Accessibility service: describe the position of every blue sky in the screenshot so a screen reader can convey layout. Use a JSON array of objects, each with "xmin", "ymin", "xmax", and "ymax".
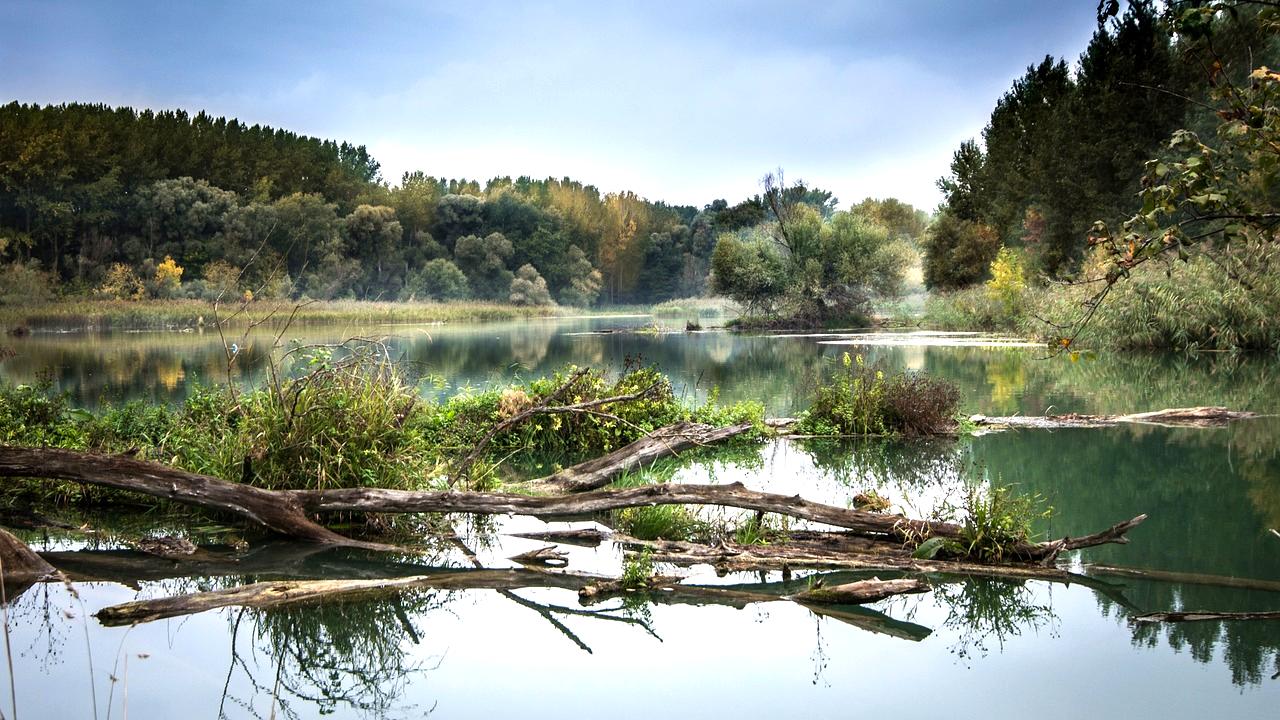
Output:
[{"xmin": 1, "ymin": 1, "xmax": 1104, "ymax": 210}]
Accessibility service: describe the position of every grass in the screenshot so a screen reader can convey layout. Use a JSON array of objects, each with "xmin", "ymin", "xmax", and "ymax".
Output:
[
  {"xmin": 620, "ymin": 548, "xmax": 656, "ymax": 588},
  {"xmin": 0, "ymin": 297, "xmax": 745, "ymax": 333},
  {"xmin": 915, "ymin": 483, "xmax": 1054, "ymax": 563},
  {"xmin": 922, "ymin": 252, "xmax": 1280, "ymax": 353},
  {"xmin": 0, "ymin": 298, "xmax": 568, "ymax": 332},
  {"xmin": 0, "ymin": 357, "xmax": 766, "ymax": 505}
]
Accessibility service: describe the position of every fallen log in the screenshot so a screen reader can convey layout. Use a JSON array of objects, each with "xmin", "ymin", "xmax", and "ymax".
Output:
[
  {"xmin": 612, "ymin": 531, "xmax": 1142, "ymax": 604},
  {"xmin": 1133, "ymin": 610, "xmax": 1280, "ymax": 623},
  {"xmin": 95, "ymin": 568, "xmax": 604, "ymax": 625},
  {"xmin": 530, "ymin": 421, "xmax": 755, "ymax": 492},
  {"xmin": 790, "ymin": 577, "xmax": 930, "ymax": 605},
  {"xmin": 971, "ymin": 406, "xmax": 1258, "ymax": 431},
  {"xmin": 507, "ymin": 528, "xmax": 611, "ymax": 546},
  {"xmin": 0, "ymin": 446, "xmax": 384, "ymax": 550},
  {"xmin": 0, "ymin": 445, "xmax": 1145, "ymax": 563}
]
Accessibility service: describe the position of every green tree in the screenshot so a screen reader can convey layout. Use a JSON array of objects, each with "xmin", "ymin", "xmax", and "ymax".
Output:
[
  {"xmin": 508, "ymin": 263, "xmax": 555, "ymax": 306},
  {"xmin": 560, "ymin": 245, "xmax": 602, "ymax": 307},
  {"xmin": 922, "ymin": 211, "xmax": 1001, "ymax": 290},
  {"xmin": 342, "ymin": 204, "xmax": 403, "ymax": 298},
  {"xmin": 454, "ymin": 232, "xmax": 514, "ymax": 300},
  {"xmin": 400, "ymin": 258, "xmax": 469, "ymax": 301}
]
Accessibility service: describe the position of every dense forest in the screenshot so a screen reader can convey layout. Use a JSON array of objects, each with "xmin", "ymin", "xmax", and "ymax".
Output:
[
  {"xmin": 0, "ymin": 102, "xmax": 923, "ymax": 309},
  {"xmin": 925, "ymin": 0, "xmax": 1277, "ymax": 287},
  {"xmin": 920, "ymin": 1, "xmax": 1280, "ymax": 351}
]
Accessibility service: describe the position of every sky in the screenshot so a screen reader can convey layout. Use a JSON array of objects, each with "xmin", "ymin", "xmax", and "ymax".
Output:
[{"xmin": 1, "ymin": 0, "xmax": 1105, "ymax": 211}]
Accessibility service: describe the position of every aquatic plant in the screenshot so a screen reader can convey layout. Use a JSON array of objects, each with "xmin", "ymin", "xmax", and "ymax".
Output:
[
  {"xmin": 798, "ymin": 353, "xmax": 960, "ymax": 436},
  {"xmin": 620, "ymin": 548, "xmax": 655, "ymax": 589},
  {"xmin": 0, "ymin": 358, "xmax": 765, "ymax": 502}
]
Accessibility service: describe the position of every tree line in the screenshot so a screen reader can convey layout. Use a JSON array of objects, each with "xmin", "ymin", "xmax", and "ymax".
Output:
[
  {"xmin": 5, "ymin": 101, "xmax": 906, "ymax": 307},
  {"xmin": 923, "ymin": 0, "xmax": 1278, "ymax": 291}
]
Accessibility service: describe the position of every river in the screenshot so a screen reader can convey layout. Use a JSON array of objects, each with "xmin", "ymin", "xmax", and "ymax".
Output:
[{"xmin": 2, "ymin": 316, "xmax": 1278, "ymax": 718}]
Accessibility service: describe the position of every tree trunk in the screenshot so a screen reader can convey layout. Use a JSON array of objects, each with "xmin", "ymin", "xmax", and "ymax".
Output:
[
  {"xmin": 0, "ymin": 446, "xmax": 385, "ymax": 550},
  {"xmin": 0, "ymin": 445, "xmax": 1145, "ymax": 564},
  {"xmin": 531, "ymin": 421, "xmax": 754, "ymax": 492}
]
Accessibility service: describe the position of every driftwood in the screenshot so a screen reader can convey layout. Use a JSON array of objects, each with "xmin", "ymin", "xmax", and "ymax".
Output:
[
  {"xmin": 613, "ymin": 530, "xmax": 1143, "ymax": 607},
  {"xmin": 1133, "ymin": 610, "xmax": 1280, "ymax": 623},
  {"xmin": 0, "ymin": 446, "xmax": 382, "ymax": 550},
  {"xmin": 507, "ymin": 528, "xmax": 611, "ymax": 546},
  {"xmin": 508, "ymin": 545, "xmax": 569, "ymax": 567},
  {"xmin": 0, "ymin": 445, "xmax": 1145, "ymax": 564},
  {"xmin": 92, "ymin": 565, "xmax": 931, "ymax": 631},
  {"xmin": 531, "ymin": 421, "xmax": 754, "ymax": 492},
  {"xmin": 971, "ymin": 406, "xmax": 1258, "ymax": 431},
  {"xmin": 791, "ymin": 577, "xmax": 930, "ymax": 605}
]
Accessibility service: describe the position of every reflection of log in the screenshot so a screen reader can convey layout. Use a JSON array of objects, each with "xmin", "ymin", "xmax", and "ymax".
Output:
[
  {"xmin": 1085, "ymin": 564, "xmax": 1280, "ymax": 594},
  {"xmin": 0, "ymin": 445, "xmax": 1145, "ymax": 563},
  {"xmin": 801, "ymin": 603, "xmax": 932, "ymax": 642},
  {"xmin": 41, "ymin": 543, "xmax": 445, "ymax": 584},
  {"xmin": 532, "ymin": 421, "xmax": 754, "ymax": 492},
  {"xmin": 1134, "ymin": 610, "xmax": 1280, "ymax": 623},
  {"xmin": 791, "ymin": 577, "xmax": 930, "ymax": 605},
  {"xmin": 0, "ymin": 527, "xmax": 55, "ymax": 582},
  {"xmin": 92, "ymin": 565, "xmax": 920, "ymax": 633},
  {"xmin": 971, "ymin": 406, "xmax": 1257, "ymax": 431}
]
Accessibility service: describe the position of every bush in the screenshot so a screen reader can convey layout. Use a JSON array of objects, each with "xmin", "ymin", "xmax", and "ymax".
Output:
[
  {"xmin": 0, "ymin": 360, "xmax": 766, "ymax": 500},
  {"xmin": 0, "ymin": 261, "xmax": 55, "ymax": 306},
  {"xmin": 508, "ymin": 264, "xmax": 555, "ymax": 306},
  {"xmin": 798, "ymin": 353, "xmax": 960, "ymax": 436},
  {"xmin": 921, "ymin": 211, "xmax": 1000, "ymax": 290},
  {"xmin": 882, "ymin": 373, "xmax": 961, "ymax": 436},
  {"xmin": 401, "ymin": 258, "xmax": 470, "ymax": 301}
]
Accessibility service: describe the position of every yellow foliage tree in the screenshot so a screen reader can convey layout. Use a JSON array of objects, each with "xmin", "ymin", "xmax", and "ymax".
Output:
[
  {"xmin": 985, "ymin": 246, "xmax": 1027, "ymax": 317},
  {"xmin": 97, "ymin": 263, "xmax": 145, "ymax": 301},
  {"xmin": 154, "ymin": 255, "xmax": 184, "ymax": 298}
]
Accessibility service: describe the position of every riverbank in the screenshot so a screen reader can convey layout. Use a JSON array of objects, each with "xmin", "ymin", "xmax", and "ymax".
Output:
[
  {"xmin": 0, "ymin": 298, "xmax": 574, "ymax": 333},
  {"xmin": 0, "ymin": 296, "xmax": 743, "ymax": 334}
]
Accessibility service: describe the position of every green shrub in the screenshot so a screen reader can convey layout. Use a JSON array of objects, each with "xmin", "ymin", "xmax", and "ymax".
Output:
[{"xmin": 798, "ymin": 353, "xmax": 960, "ymax": 436}]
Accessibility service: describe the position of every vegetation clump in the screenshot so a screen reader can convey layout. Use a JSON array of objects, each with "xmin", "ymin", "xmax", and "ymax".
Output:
[
  {"xmin": 797, "ymin": 353, "xmax": 960, "ymax": 436},
  {"xmin": 0, "ymin": 357, "xmax": 765, "ymax": 500}
]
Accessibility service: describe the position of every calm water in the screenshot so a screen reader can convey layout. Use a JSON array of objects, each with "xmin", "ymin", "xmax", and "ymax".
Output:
[{"xmin": 2, "ymin": 318, "xmax": 1279, "ymax": 718}]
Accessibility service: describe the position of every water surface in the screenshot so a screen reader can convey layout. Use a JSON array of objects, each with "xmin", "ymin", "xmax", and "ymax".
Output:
[{"xmin": 2, "ymin": 318, "xmax": 1278, "ymax": 718}]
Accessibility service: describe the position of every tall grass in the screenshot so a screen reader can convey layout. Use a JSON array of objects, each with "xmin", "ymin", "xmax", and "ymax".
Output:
[
  {"xmin": 923, "ymin": 253, "xmax": 1280, "ymax": 353},
  {"xmin": 0, "ymin": 360, "xmax": 765, "ymax": 498},
  {"xmin": 0, "ymin": 298, "xmax": 567, "ymax": 332}
]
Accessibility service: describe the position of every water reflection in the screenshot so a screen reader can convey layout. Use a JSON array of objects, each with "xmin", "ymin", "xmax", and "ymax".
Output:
[{"xmin": 4, "ymin": 322, "xmax": 1280, "ymax": 713}]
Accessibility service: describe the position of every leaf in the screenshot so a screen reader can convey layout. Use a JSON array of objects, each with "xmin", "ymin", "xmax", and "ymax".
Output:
[{"xmin": 912, "ymin": 536, "xmax": 950, "ymax": 560}]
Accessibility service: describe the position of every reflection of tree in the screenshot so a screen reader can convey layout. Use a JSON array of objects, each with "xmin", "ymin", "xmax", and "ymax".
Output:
[
  {"xmin": 1095, "ymin": 578, "xmax": 1280, "ymax": 687},
  {"xmin": 222, "ymin": 590, "xmax": 447, "ymax": 719},
  {"xmin": 932, "ymin": 579, "xmax": 1057, "ymax": 663},
  {"xmin": 800, "ymin": 436, "xmax": 966, "ymax": 496}
]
